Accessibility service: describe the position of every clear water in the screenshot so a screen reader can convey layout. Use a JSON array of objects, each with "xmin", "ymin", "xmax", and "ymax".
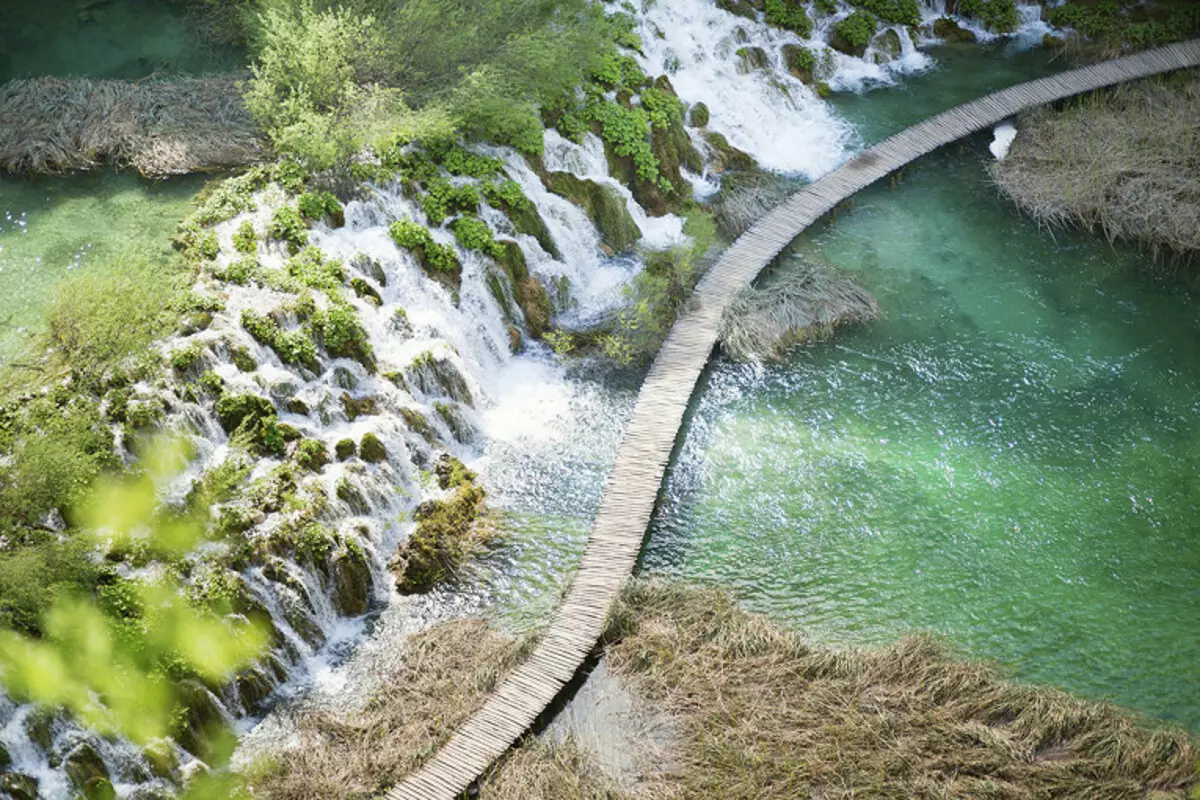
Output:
[
  {"xmin": 0, "ymin": 171, "xmax": 206, "ymax": 364},
  {"xmin": 645, "ymin": 143, "xmax": 1200, "ymax": 731},
  {"xmin": 0, "ymin": 0, "xmax": 241, "ymax": 82}
]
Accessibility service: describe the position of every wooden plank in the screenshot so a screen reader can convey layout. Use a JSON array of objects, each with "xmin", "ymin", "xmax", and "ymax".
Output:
[{"xmin": 383, "ymin": 39, "xmax": 1200, "ymax": 800}]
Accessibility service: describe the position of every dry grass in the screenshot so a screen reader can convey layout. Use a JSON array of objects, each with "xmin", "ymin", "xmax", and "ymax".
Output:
[
  {"xmin": 478, "ymin": 736, "xmax": 633, "ymax": 800},
  {"xmin": 990, "ymin": 70, "xmax": 1200, "ymax": 262},
  {"xmin": 242, "ymin": 619, "xmax": 531, "ymax": 800},
  {"xmin": 0, "ymin": 75, "xmax": 264, "ymax": 177},
  {"xmin": 711, "ymin": 169, "xmax": 796, "ymax": 239},
  {"xmin": 719, "ymin": 258, "xmax": 880, "ymax": 361},
  {"xmin": 594, "ymin": 581, "xmax": 1199, "ymax": 800}
]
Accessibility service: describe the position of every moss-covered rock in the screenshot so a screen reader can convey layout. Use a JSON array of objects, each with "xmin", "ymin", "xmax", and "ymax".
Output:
[
  {"xmin": 406, "ymin": 353, "xmax": 474, "ymax": 405},
  {"xmin": 350, "ymin": 277, "xmax": 382, "ymax": 306},
  {"xmin": 933, "ymin": 16, "xmax": 977, "ymax": 42},
  {"xmin": 360, "ymin": 432, "xmax": 387, "ymax": 463},
  {"xmin": 230, "ymin": 344, "xmax": 257, "ymax": 373},
  {"xmin": 351, "ymin": 253, "xmax": 387, "ymax": 286},
  {"xmin": 335, "ymin": 438, "xmax": 357, "ymax": 461},
  {"xmin": 0, "ymin": 742, "xmax": 9, "ymax": 771},
  {"xmin": 717, "ymin": 0, "xmax": 759, "ymax": 20},
  {"xmin": 494, "ymin": 239, "xmax": 553, "ymax": 338},
  {"xmin": 340, "ymin": 393, "xmax": 379, "ymax": 421},
  {"xmin": 234, "ymin": 667, "xmax": 277, "ymax": 715},
  {"xmin": 781, "ymin": 44, "xmax": 815, "ymax": 83},
  {"xmin": 295, "ymin": 439, "xmax": 329, "ymax": 471},
  {"xmin": 688, "ymin": 102, "xmax": 710, "ymax": 127},
  {"xmin": 173, "ymin": 681, "xmax": 228, "ymax": 761},
  {"xmin": 434, "ymin": 401, "xmax": 474, "ymax": 444},
  {"xmin": 330, "ymin": 545, "xmax": 373, "ymax": 616},
  {"xmin": 543, "ymin": 171, "xmax": 641, "ymax": 254},
  {"xmin": 64, "ymin": 743, "xmax": 114, "ymax": 800},
  {"xmin": 703, "ymin": 131, "xmax": 757, "ymax": 174},
  {"xmin": 0, "ymin": 773, "xmax": 38, "ymax": 800},
  {"xmin": 871, "ymin": 28, "xmax": 903, "ymax": 63},
  {"xmin": 400, "ymin": 408, "xmax": 439, "ymax": 444},
  {"xmin": 389, "ymin": 476, "xmax": 490, "ymax": 594},
  {"xmin": 735, "ymin": 46, "xmax": 770, "ymax": 73},
  {"xmin": 832, "ymin": 11, "xmax": 877, "ymax": 57},
  {"xmin": 497, "ymin": 197, "xmax": 560, "ymax": 260},
  {"xmin": 285, "ymin": 397, "xmax": 309, "ymax": 416}
]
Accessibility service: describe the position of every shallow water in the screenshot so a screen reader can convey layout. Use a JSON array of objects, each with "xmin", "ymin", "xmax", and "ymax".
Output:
[
  {"xmin": 0, "ymin": 171, "xmax": 205, "ymax": 364},
  {"xmin": 645, "ymin": 144, "xmax": 1200, "ymax": 731}
]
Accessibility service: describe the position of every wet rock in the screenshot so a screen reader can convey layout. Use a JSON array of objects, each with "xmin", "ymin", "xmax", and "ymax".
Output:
[
  {"xmin": 351, "ymin": 277, "xmax": 383, "ymax": 306},
  {"xmin": 0, "ymin": 773, "xmax": 38, "ymax": 800},
  {"xmin": 716, "ymin": 0, "xmax": 758, "ymax": 20},
  {"xmin": 735, "ymin": 45, "xmax": 770, "ymax": 73},
  {"xmin": 688, "ymin": 101, "xmax": 710, "ymax": 127},
  {"xmin": 235, "ymin": 666, "xmax": 277, "ymax": 713},
  {"xmin": 933, "ymin": 16, "xmax": 977, "ymax": 42},
  {"xmin": 142, "ymin": 740, "xmax": 179, "ymax": 780},
  {"xmin": 871, "ymin": 29, "xmax": 903, "ymax": 63},
  {"xmin": 331, "ymin": 365, "xmax": 359, "ymax": 390},
  {"xmin": 285, "ymin": 397, "xmax": 309, "ymax": 416},
  {"xmin": 64, "ymin": 742, "xmax": 113, "ymax": 799},
  {"xmin": 173, "ymin": 681, "xmax": 229, "ymax": 762},
  {"xmin": 407, "ymin": 354, "xmax": 474, "ymax": 406},
  {"xmin": 390, "ymin": 308, "xmax": 413, "ymax": 338},
  {"xmin": 507, "ymin": 324, "xmax": 522, "ymax": 353},
  {"xmin": 360, "ymin": 433, "xmax": 387, "ymax": 463},
  {"xmin": 331, "ymin": 546, "xmax": 374, "ymax": 617},
  {"xmin": 434, "ymin": 401, "xmax": 475, "ymax": 444},
  {"xmin": 336, "ymin": 477, "xmax": 371, "ymax": 513},
  {"xmin": 400, "ymin": 408, "xmax": 439, "ymax": 444},
  {"xmin": 229, "ymin": 344, "xmax": 257, "ymax": 373},
  {"xmin": 0, "ymin": 741, "xmax": 9, "ymax": 770},
  {"xmin": 543, "ymin": 171, "xmax": 641, "ymax": 254},
  {"xmin": 351, "ymin": 253, "xmax": 387, "ymax": 287},
  {"xmin": 24, "ymin": 708, "xmax": 56, "ymax": 751},
  {"xmin": 335, "ymin": 438, "xmax": 357, "ymax": 461},
  {"xmin": 340, "ymin": 392, "xmax": 379, "ymax": 421},
  {"xmin": 703, "ymin": 131, "xmax": 757, "ymax": 174}
]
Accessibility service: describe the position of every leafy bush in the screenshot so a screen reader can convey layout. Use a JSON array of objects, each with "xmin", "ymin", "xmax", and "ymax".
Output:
[
  {"xmin": 389, "ymin": 220, "xmax": 432, "ymax": 251},
  {"xmin": 600, "ymin": 248, "xmax": 700, "ymax": 365},
  {"xmin": 765, "ymin": 0, "xmax": 814, "ymax": 36},
  {"xmin": 421, "ymin": 179, "xmax": 480, "ymax": 225},
  {"xmin": 217, "ymin": 257, "xmax": 258, "ymax": 285},
  {"xmin": 233, "ymin": 220, "xmax": 258, "ymax": 254},
  {"xmin": 640, "ymin": 86, "xmax": 684, "ymax": 130},
  {"xmin": 295, "ymin": 439, "xmax": 329, "ymax": 471},
  {"xmin": 287, "ymin": 247, "xmax": 346, "ymax": 292},
  {"xmin": 441, "ymin": 147, "xmax": 503, "ymax": 179},
  {"xmin": 451, "ymin": 216, "xmax": 505, "ymax": 259},
  {"xmin": 313, "ymin": 302, "xmax": 374, "ymax": 369},
  {"xmin": 482, "ymin": 179, "xmax": 532, "ymax": 212},
  {"xmin": 389, "ymin": 221, "xmax": 460, "ymax": 275},
  {"xmin": 959, "ymin": 0, "xmax": 1018, "ymax": 33},
  {"xmin": 269, "ymin": 206, "xmax": 309, "ymax": 254},
  {"xmin": 837, "ymin": 11, "xmax": 878, "ymax": 49},
  {"xmin": 170, "ymin": 341, "xmax": 204, "ymax": 372},
  {"xmin": 852, "ymin": 0, "xmax": 921, "ymax": 26},
  {"xmin": 297, "ymin": 191, "xmax": 344, "ymax": 226},
  {"xmin": 588, "ymin": 101, "xmax": 668, "ymax": 191}
]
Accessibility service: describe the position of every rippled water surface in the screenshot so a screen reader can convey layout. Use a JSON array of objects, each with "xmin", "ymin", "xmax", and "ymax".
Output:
[{"xmin": 646, "ymin": 147, "xmax": 1200, "ymax": 730}]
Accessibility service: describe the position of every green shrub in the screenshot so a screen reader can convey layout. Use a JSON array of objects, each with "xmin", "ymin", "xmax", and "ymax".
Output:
[
  {"xmin": 269, "ymin": 206, "xmax": 309, "ymax": 254},
  {"xmin": 232, "ymin": 221, "xmax": 258, "ymax": 255},
  {"xmin": 287, "ymin": 247, "xmax": 346, "ymax": 292},
  {"xmin": 198, "ymin": 370, "xmax": 224, "ymax": 395},
  {"xmin": 815, "ymin": 0, "xmax": 837, "ymax": 14},
  {"xmin": 0, "ymin": 539, "xmax": 102, "ymax": 636},
  {"xmin": 852, "ymin": 0, "xmax": 921, "ymax": 26},
  {"xmin": 170, "ymin": 342, "xmax": 204, "ymax": 372},
  {"xmin": 389, "ymin": 220, "xmax": 432, "ymax": 250},
  {"xmin": 215, "ymin": 393, "xmax": 285, "ymax": 455},
  {"xmin": 590, "ymin": 51, "xmax": 647, "ymax": 89},
  {"xmin": 441, "ymin": 147, "xmax": 503, "ymax": 179},
  {"xmin": 765, "ymin": 0, "xmax": 814, "ymax": 36},
  {"xmin": 600, "ymin": 248, "xmax": 700, "ymax": 365},
  {"xmin": 640, "ymin": 86, "xmax": 684, "ymax": 131},
  {"xmin": 313, "ymin": 302, "xmax": 374, "ymax": 369},
  {"xmin": 242, "ymin": 309, "xmax": 320, "ymax": 373},
  {"xmin": 297, "ymin": 191, "xmax": 344, "ymax": 226},
  {"xmin": 837, "ymin": 11, "xmax": 878, "ymax": 49},
  {"xmin": 217, "ymin": 257, "xmax": 258, "ymax": 285},
  {"xmin": 482, "ymin": 179, "xmax": 532, "ymax": 212},
  {"xmin": 421, "ymin": 179, "xmax": 480, "ymax": 225},
  {"xmin": 452, "ymin": 217, "xmax": 505, "ymax": 259},
  {"xmin": 588, "ymin": 101, "xmax": 668, "ymax": 191},
  {"xmin": 390, "ymin": 221, "xmax": 461, "ymax": 276},
  {"xmin": 959, "ymin": 0, "xmax": 1018, "ymax": 33},
  {"xmin": 295, "ymin": 439, "xmax": 329, "ymax": 471}
]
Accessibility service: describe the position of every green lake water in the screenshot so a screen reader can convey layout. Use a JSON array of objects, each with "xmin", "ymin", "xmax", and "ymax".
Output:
[{"xmin": 644, "ymin": 139, "xmax": 1200, "ymax": 730}]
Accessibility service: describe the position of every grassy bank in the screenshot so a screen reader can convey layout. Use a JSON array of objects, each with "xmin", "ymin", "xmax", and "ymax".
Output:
[
  {"xmin": 990, "ymin": 69, "xmax": 1199, "ymax": 263},
  {"xmin": 253, "ymin": 581, "xmax": 1199, "ymax": 799}
]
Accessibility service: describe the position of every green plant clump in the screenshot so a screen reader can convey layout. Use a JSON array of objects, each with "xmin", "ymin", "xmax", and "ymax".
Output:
[
  {"xmin": 389, "ymin": 221, "xmax": 461, "ymax": 276},
  {"xmin": 421, "ymin": 179, "xmax": 481, "ymax": 225},
  {"xmin": 233, "ymin": 221, "xmax": 258, "ymax": 255},
  {"xmin": 588, "ymin": 101, "xmax": 668, "ymax": 192},
  {"xmin": 287, "ymin": 247, "xmax": 346, "ymax": 293},
  {"xmin": 451, "ymin": 216, "xmax": 505, "ymax": 259},
  {"xmin": 269, "ymin": 206, "xmax": 310, "ymax": 254},
  {"xmin": 852, "ymin": 0, "xmax": 920, "ymax": 26},
  {"xmin": 441, "ymin": 147, "xmax": 503, "ymax": 179},
  {"xmin": 640, "ymin": 87, "xmax": 684, "ymax": 131},
  {"xmin": 959, "ymin": 0, "xmax": 1018, "ymax": 33},
  {"xmin": 765, "ymin": 0, "xmax": 814, "ymax": 36},
  {"xmin": 481, "ymin": 179, "xmax": 532, "ymax": 212},
  {"xmin": 297, "ymin": 191, "xmax": 345, "ymax": 227},
  {"xmin": 312, "ymin": 302, "xmax": 375, "ymax": 370},
  {"xmin": 836, "ymin": 11, "xmax": 878, "ymax": 50}
]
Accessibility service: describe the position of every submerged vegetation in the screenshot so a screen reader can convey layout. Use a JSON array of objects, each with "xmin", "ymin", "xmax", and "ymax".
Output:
[{"xmin": 991, "ymin": 70, "xmax": 1200, "ymax": 261}]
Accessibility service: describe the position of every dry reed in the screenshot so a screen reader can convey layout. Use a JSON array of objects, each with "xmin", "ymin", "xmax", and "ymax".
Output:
[
  {"xmin": 0, "ymin": 75, "xmax": 263, "ymax": 177},
  {"xmin": 242, "ymin": 620, "xmax": 531, "ymax": 800},
  {"xmin": 719, "ymin": 258, "xmax": 881, "ymax": 361},
  {"xmin": 711, "ymin": 170, "xmax": 796, "ymax": 239},
  {"xmin": 990, "ymin": 69, "xmax": 1200, "ymax": 261}
]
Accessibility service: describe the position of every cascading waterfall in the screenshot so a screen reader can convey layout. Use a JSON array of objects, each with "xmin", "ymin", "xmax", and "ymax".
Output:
[{"xmin": 0, "ymin": 0, "xmax": 1070, "ymax": 795}]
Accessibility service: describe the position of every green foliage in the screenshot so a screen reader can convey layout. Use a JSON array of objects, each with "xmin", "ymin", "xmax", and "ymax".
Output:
[
  {"xmin": 312, "ymin": 302, "xmax": 374, "ymax": 368},
  {"xmin": 0, "ymin": 440, "xmax": 268, "ymax": 751},
  {"xmin": 600, "ymin": 248, "xmax": 700, "ymax": 365},
  {"xmin": 240, "ymin": 309, "xmax": 320, "ymax": 373},
  {"xmin": 232, "ymin": 221, "xmax": 258, "ymax": 255},
  {"xmin": 0, "ymin": 538, "xmax": 101, "ymax": 637},
  {"xmin": 297, "ymin": 191, "xmax": 343, "ymax": 224},
  {"xmin": 389, "ymin": 221, "xmax": 460, "ymax": 275},
  {"xmin": 335, "ymin": 438, "xmax": 356, "ymax": 461},
  {"xmin": 588, "ymin": 101, "xmax": 668, "ymax": 190},
  {"xmin": 959, "ymin": 0, "xmax": 1018, "ymax": 33},
  {"xmin": 216, "ymin": 393, "xmax": 286, "ymax": 455},
  {"xmin": 765, "ymin": 0, "xmax": 814, "ymax": 36},
  {"xmin": 790, "ymin": 46, "xmax": 817, "ymax": 74},
  {"xmin": 482, "ymin": 179, "xmax": 533, "ymax": 212},
  {"xmin": 837, "ymin": 11, "xmax": 878, "ymax": 49},
  {"xmin": 217, "ymin": 257, "xmax": 259, "ymax": 285},
  {"xmin": 287, "ymin": 247, "xmax": 346, "ymax": 292},
  {"xmin": 421, "ymin": 179, "xmax": 480, "ymax": 225},
  {"xmin": 295, "ymin": 439, "xmax": 329, "ymax": 471},
  {"xmin": 815, "ymin": 0, "xmax": 837, "ymax": 14},
  {"xmin": 590, "ymin": 51, "xmax": 647, "ymax": 89},
  {"xmin": 389, "ymin": 220, "xmax": 432, "ymax": 250},
  {"xmin": 640, "ymin": 87, "xmax": 684, "ymax": 131},
  {"xmin": 452, "ymin": 216, "xmax": 505, "ymax": 259},
  {"xmin": 441, "ymin": 147, "xmax": 503, "ymax": 179},
  {"xmin": 359, "ymin": 432, "xmax": 387, "ymax": 463},
  {"xmin": 268, "ymin": 206, "xmax": 309, "ymax": 254},
  {"xmin": 48, "ymin": 253, "xmax": 180, "ymax": 380},
  {"xmin": 1046, "ymin": 1, "xmax": 1198, "ymax": 46},
  {"xmin": 190, "ymin": 168, "xmax": 269, "ymax": 227},
  {"xmin": 171, "ymin": 342, "xmax": 205, "ymax": 373},
  {"xmin": 851, "ymin": 0, "xmax": 921, "ymax": 26},
  {"xmin": 199, "ymin": 370, "xmax": 225, "ymax": 395},
  {"xmin": 606, "ymin": 10, "xmax": 643, "ymax": 50},
  {"xmin": 393, "ymin": 478, "xmax": 488, "ymax": 593}
]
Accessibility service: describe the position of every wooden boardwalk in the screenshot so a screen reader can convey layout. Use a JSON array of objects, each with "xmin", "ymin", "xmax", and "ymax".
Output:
[{"xmin": 385, "ymin": 39, "xmax": 1200, "ymax": 800}]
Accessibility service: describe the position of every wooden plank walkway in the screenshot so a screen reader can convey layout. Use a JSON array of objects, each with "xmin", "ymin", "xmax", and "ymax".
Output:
[{"xmin": 385, "ymin": 39, "xmax": 1200, "ymax": 800}]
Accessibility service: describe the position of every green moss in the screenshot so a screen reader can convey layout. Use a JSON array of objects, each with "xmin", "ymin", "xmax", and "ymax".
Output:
[
  {"xmin": 544, "ymin": 171, "xmax": 641, "ymax": 253},
  {"xmin": 335, "ymin": 438, "xmax": 357, "ymax": 461},
  {"xmin": 959, "ymin": 0, "xmax": 1018, "ymax": 33},
  {"xmin": 392, "ymin": 478, "xmax": 489, "ymax": 594},
  {"xmin": 297, "ymin": 191, "xmax": 345, "ymax": 227},
  {"xmin": 287, "ymin": 247, "xmax": 346, "ymax": 293},
  {"xmin": 452, "ymin": 216, "xmax": 505, "ymax": 259},
  {"xmin": 230, "ymin": 344, "xmax": 257, "ymax": 372},
  {"xmin": 815, "ymin": 0, "xmax": 837, "ymax": 14},
  {"xmin": 268, "ymin": 206, "xmax": 309, "ymax": 255},
  {"xmin": 312, "ymin": 302, "xmax": 375, "ymax": 371},
  {"xmin": 198, "ymin": 370, "xmax": 224, "ymax": 396},
  {"xmin": 215, "ymin": 392, "xmax": 286, "ymax": 455},
  {"xmin": 170, "ymin": 341, "xmax": 204, "ymax": 373},
  {"xmin": 295, "ymin": 439, "xmax": 329, "ymax": 471},
  {"xmin": 851, "ymin": 0, "xmax": 920, "ymax": 26},
  {"xmin": 350, "ymin": 277, "xmax": 383, "ymax": 305},
  {"xmin": 232, "ymin": 221, "xmax": 258, "ymax": 255},
  {"xmin": 216, "ymin": 257, "xmax": 258, "ymax": 285},
  {"xmin": 359, "ymin": 432, "xmax": 387, "ymax": 463},
  {"xmin": 764, "ymin": 0, "xmax": 814, "ymax": 36},
  {"xmin": 241, "ymin": 309, "xmax": 320, "ymax": 373},
  {"xmin": 688, "ymin": 102, "xmax": 710, "ymax": 127}
]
